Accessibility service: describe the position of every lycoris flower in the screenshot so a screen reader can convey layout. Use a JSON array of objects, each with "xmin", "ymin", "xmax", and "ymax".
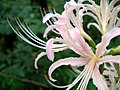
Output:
[
  {"xmin": 85, "ymin": 0, "xmax": 120, "ymax": 35},
  {"xmin": 8, "ymin": 0, "xmax": 120, "ymax": 90},
  {"xmin": 46, "ymin": 27, "xmax": 120, "ymax": 90}
]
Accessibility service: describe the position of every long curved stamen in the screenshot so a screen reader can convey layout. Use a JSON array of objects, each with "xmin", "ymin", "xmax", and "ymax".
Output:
[
  {"xmin": 16, "ymin": 18, "xmax": 46, "ymax": 46},
  {"xmin": 23, "ymin": 23, "xmax": 46, "ymax": 44},
  {"xmin": 44, "ymin": 75, "xmax": 69, "ymax": 88},
  {"xmin": 66, "ymin": 64, "xmax": 88, "ymax": 89},
  {"xmin": 67, "ymin": 58, "xmax": 96, "ymax": 90},
  {"xmin": 76, "ymin": 59, "xmax": 95, "ymax": 90},
  {"xmin": 40, "ymin": 8, "xmax": 59, "ymax": 35},
  {"xmin": 25, "ymin": 23, "xmax": 46, "ymax": 44},
  {"xmin": 7, "ymin": 18, "xmax": 46, "ymax": 49}
]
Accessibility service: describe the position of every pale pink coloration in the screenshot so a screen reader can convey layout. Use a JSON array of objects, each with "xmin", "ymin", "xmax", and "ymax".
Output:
[
  {"xmin": 47, "ymin": 27, "xmax": 120, "ymax": 90},
  {"xmin": 43, "ymin": 0, "xmax": 94, "ymax": 42},
  {"xmin": 7, "ymin": 18, "xmax": 68, "ymax": 69},
  {"xmin": 85, "ymin": 0, "xmax": 120, "ymax": 35},
  {"xmin": 103, "ymin": 63, "xmax": 119, "ymax": 90},
  {"xmin": 8, "ymin": 0, "xmax": 120, "ymax": 90}
]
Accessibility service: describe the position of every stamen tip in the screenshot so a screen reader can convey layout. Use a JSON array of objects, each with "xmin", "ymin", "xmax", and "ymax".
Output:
[{"xmin": 44, "ymin": 74, "xmax": 49, "ymax": 80}]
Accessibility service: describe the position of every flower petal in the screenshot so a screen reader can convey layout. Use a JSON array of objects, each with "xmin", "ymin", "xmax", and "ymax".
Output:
[
  {"xmin": 43, "ymin": 13, "xmax": 55, "ymax": 23},
  {"xmin": 54, "ymin": 15, "xmax": 67, "ymax": 25},
  {"xmin": 46, "ymin": 38, "xmax": 65, "ymax": 61},
  {"xmin": 99, "ymin": 55, "xmax": 120, "ymax": 65},
  {"xmin": 64, "ymin": 0, "xmax": 77, "ymax": 9},
  {"xmin": 100, "ymin": 0, "xmax": 108, "ymax": 18},
  {"xmin": 69, "ymin": 28, "xmax": 94, "ymax": 57},
  {"xmin": 48, "ymin": 57, "xmax": 89, "ymax": 82},
  {"xmin": 96, "ymin": 28, "xmax": 120, "ymax": 57},
  {"xmin": 34, "ymin": 52, "xmax": 46, "ymax": 69},
  {"xmin": 55, "ymin": 25, "xmax": 86, "ymax": 56},
  {"xmin": 43, "ymin": 25, "xmax": 56, "ymax": 38},
  {"xmin": 92, "ymin": 65, "xmax": 109, "ymax": 90},
  {"xmin": 46, "ymin": 39, "xmax": 54, "ymax": 61}
]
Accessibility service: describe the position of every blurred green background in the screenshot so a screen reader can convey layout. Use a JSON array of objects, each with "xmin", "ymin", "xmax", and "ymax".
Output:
[{"xmin": 0, "ymin": 0, "xmax": 120, "ymax": 90}]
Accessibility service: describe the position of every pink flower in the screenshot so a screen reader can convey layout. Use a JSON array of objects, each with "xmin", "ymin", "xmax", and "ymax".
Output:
[
  {"xmin": 8, "ymin": 0, "xmax": 120, "ymax": 90},
  {"xmin": 47, "ymin": 27, "xmax": 120, "ymax": 90},
  {"xmin": 85, "ymin": 0, "xmax": 120, "ymax": 35}
]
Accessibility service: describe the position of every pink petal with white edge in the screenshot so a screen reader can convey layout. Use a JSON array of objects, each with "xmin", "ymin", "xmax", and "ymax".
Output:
[
  {"xmin": 54, "ymin": 15, "xmax": 67, "ymax": 25},
  {"xmin": 34, "ymin": 52, "xmax": 46, "ymax": 69},
  {"xmin": 96, "ymin": 28, "xmax": 120, "ymax": 57},
  {"xmin": 43, "ymin": 13, "xmax": 55, "ymax": 23},
  {"xmin": 46, "ymin": 38, "xmax": 65, "ymax": 61},
  {"xmin": 99, "ymin": 55, "xmax": 120, "ymax": 65},
  {"xmin": 92, "ymin": 65, "xmax": 109, "ymax": 90},
  {"xmin": 69, "ymin": 28, "xmax": 94, "ymax": 57},
  {"xmin": 48, "ymin": 57, "xmax": 89, "ymax": 82},
  {"xmin": 64, "ymin": 0, "xmax": 84, "ymax": 10},
  {"xmin": 43, "ymin": 25, "xmax": 56, "ymax": 38},
  {"xmin": 67, "ymin": 4, "xmax": 84, "ymax": 14},
  {"xmin": 56, "ymin": 25, "xmax": 87, "ymax": 56},
  {"xmin": 64, "ymin": 0, "xmax": 76, "ymax": 9},
  {"xmin": 46, "ymin": 39, "xmax": 55, "ymax": 61}
]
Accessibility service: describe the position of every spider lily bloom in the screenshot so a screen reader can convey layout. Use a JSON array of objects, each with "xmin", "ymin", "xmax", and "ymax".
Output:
[
  {"xmin": 43, "ymin": 0, "xmax": 96, "ymax": 47},
  {"xmin": 85, "ymin": 0, "xmax": 120, "ymax": 35},
  {"xmin": 47, "ymin": 28, "xmax": 120, "ymax": 90},
  {"xmin": 7, "ymin": 0, "xmax": 120, "ymax": 90}
]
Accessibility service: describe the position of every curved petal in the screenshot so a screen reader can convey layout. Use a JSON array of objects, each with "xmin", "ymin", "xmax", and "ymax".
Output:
[
  {"xmin": 64, "ymin": 0, "xmax": 82, "ymax": 10},
  {"xmin": 99, "ymin": 55, "xmax": 120, "ymax": 65},
  {"xmin": 34, "ymin": 52, "xmax": 46, "ymax": 69},
  {"xmin": 87, "ymin": 23, "xmax": 100, "ymax": 32},
  {"xmin": 46, "ymin": 38, "xmax": 65, "ymax": 61},
  {"xmin": 43, "ymin": 13, "xmax": 55, "ymax": 23},
  {"xmin": 100, "ymin": 0, "xmax": 108, "ymax": 19},
  {"xmin": 96, "ymin": 28, "xmax": 120, "ymax": 57},
  {"xmin": 43, "ymin": 25, "xmax": 56, "ymax": 38},
  {"xmin": 85, "ymin": 12, "xmax": 101, "ymax": 29},
  {"xmin": 69, "ymin": 28, "xmax": 94, "ymax": 57},
  {"xmin": 92, "ymin": 65, "xmax": 109, "ymax": 90},
  {"xmin": 43, "ymin": 13, "xmax": 66, "ymax": 25},
  {"xmin": 46, "ymin": 39, "xmax": 54, "ymax": 61},
  {"xmin": 56, "ymin": 25, "xmax": 87, "ymax": 56},
  {"xmin": 48, "ymin": 57, "xmax": 89, "ymax": 82},
  {"xmin": 54, "ymin": 16, "xmax": 67, "ymax": 25}
]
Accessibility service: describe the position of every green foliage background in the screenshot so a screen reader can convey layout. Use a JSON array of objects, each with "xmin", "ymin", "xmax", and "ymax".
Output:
[{"xmin": 0, "ymin": 0, "xmax": 120, "ymax": 90}]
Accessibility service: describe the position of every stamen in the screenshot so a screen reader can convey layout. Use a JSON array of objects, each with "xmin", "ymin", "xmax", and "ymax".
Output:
[
  {"xmin": 25, "ymin": 23, "xmax": 46, "ymax": 44},
  {"xmin": 77, "ymin": 59, "xmax": 95, "ymax": 90},
  {"xmin": 44, "ymin": 75, "xmax": 69, "ymax": 88},
  {"xmin": 40, "ymin": 8, "xmax": 59, "ymax": 35},
  {"xmin": 66, "ymin": 58, "xmax": 96, "ymax": 90},
  {"xmin": 16, "ymin": 18, "xmax": 46, "ymax": 46},
  {"xmin": 66, "ymin": 63, "xmax": 89, "ymax": 90},
  {"xmin": 7, "ymin": 18, "xmax": 46, "ymax": 49}
]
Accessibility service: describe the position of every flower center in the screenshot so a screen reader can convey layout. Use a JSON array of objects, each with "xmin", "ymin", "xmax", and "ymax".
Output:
[{"xmin": 91, "ymin": 55, "xmax": 98, "ymax": 62}]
